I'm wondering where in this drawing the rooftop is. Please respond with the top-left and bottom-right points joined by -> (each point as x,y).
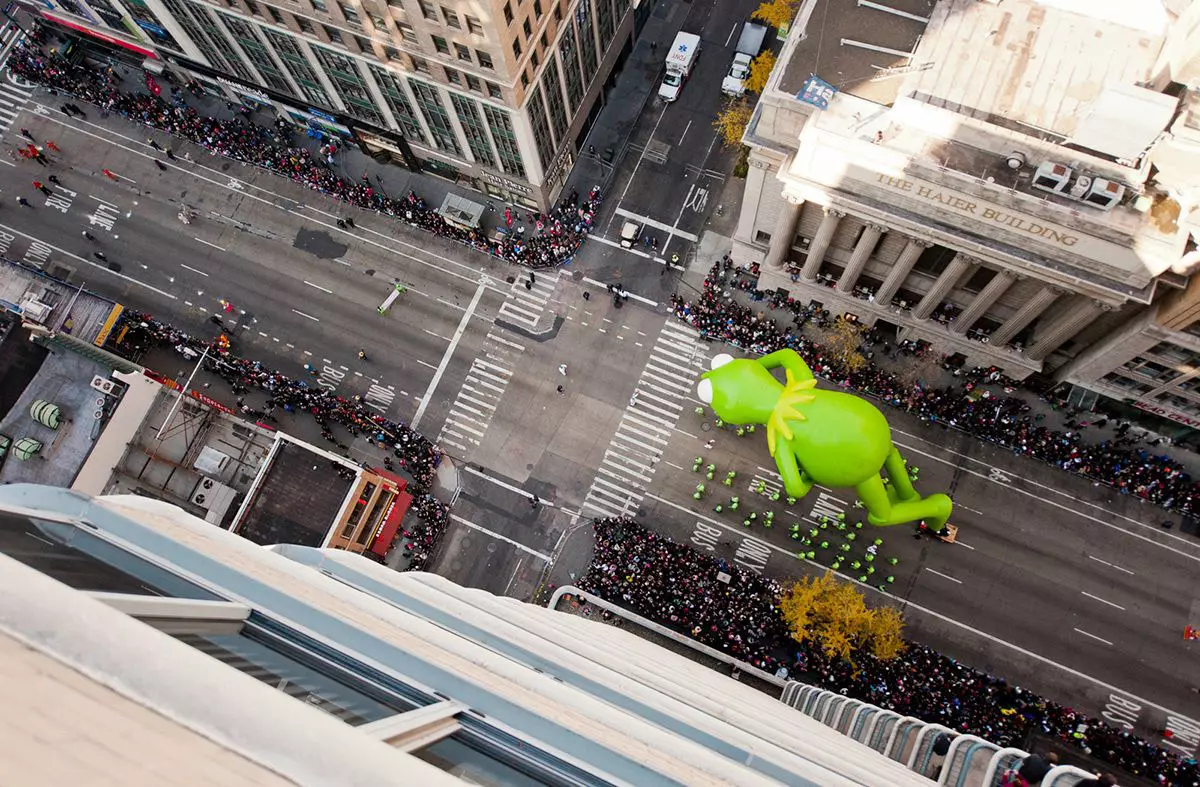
0,258 -> 123,345
0,332 -> 112,487
232,438 -> 357,546
780,0 -> 933,102
902,0 -> 1166,140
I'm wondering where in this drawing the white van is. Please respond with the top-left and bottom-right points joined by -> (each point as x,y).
659,32 -> 701,102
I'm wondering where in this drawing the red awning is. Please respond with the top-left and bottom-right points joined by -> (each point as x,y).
369,487 -> 413,558
42,13 -> 159,58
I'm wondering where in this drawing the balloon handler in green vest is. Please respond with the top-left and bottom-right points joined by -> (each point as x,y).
695,349 -> 953,529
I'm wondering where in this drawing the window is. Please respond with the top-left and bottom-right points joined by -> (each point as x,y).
465,73 -> 481,91
441,6 -> 459,27
531,48 -> 539,67
539,30 -> 547,49
454,42 -> 470,61
411,54 -> 429,72
354,35 -> 372,51
482,104 -> 525,177
913,244 -> 955,276
465,14 -> 482,35
476,49 -> 493,69
432,34 -> 449,54
486,81 -> 501,98
397,20 -> 417,43
417,0 -> 436,20
961,266 -> 996,294
324,24 -> 343,42
522,17 -> 531,38
384,45 -> 402,60
503,1 -> 513,24
553,3 -> 560,21
296,15 -> 315,32
267,6 -> 283,23
244,0 -> 262,16
409,78 -> 462,154
368,63 -> 428,144
173,614 -> 427,726
0,513 -> 222,598
368,12 -> 386,29
512,38 -> 521,57
533,0 -> 541,14
450,93 -> 495,167
444,66 -> 461,84
519,70 -> 529,87
755,230 -> 772,244
338,2 -> 359,25
311,0 -> 327,11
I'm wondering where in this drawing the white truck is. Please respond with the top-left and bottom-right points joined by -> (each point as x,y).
721,22 -> 768,96
658,32 -> 701,102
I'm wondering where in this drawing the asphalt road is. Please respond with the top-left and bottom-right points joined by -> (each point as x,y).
3,56 -> 1199,766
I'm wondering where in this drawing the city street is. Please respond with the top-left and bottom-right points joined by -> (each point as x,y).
2,45 -> 1199,768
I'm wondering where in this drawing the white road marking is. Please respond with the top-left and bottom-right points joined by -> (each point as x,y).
411,282 -> 485,429
449,514 -> 551,561
304,280 -> 332,293
1081,591 -> 1126,611
926,568 -> 963,584
1087,555 -> 1135,575
953,540 -> 976,551
0,220 -> 176,299
179,263 -> 208,277
193,237 -> 225,251
1074,627 -> 1114,646
292,309 -> 320,322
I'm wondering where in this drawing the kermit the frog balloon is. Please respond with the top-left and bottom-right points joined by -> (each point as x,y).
696,349 -> 953,528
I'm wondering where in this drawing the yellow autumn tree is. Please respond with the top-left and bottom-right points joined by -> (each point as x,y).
823,317 -> 868,373
746,50 -> 776,94
778,571 -> 906,663
713,98 -> 753,147
752,0 -> 797,30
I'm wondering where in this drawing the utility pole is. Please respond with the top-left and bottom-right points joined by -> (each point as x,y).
156,344 -> 209,441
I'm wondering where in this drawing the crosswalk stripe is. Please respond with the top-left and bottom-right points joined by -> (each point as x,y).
460,385 -> 501,404
629,401 -> 680,422
661,322 -> 701,341
588,485 -> 634,508
643,363 -> 696,390
640,379 -> 690,401
486,332 -> 525,351
600,459 -> 652,485
582,498 -> 624,518
592,474 -> 642,496
450,401 -> 491,419
446,416 -> 486,436
647,352 -> 701,378
474,359 -> 512,376
620,413 -> 672,437
448,407 -> 489,426
441,428 -> 478,445
499,300 -> 542,321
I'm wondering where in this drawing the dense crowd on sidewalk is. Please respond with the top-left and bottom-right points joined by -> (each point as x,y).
111,311 -> 449,568
670,260 -> 1200,520
578,518 -> 1199,786
8,39 -> 596,269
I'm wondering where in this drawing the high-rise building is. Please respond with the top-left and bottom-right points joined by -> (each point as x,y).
0,481 -> 933,786
733,0 -> 1200,392
31,0 -> 646,208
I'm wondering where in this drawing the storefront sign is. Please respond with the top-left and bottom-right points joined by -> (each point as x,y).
1133,400 -> 1200,430
875,174 -> 1081,248
217,76 -> 269,103
481,171 -> 532,195
41,12 -> 157,57
143,368 -> 236,415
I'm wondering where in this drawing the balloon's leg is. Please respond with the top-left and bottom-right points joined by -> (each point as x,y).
857,474 -> 953,529
883,447 -> 919,502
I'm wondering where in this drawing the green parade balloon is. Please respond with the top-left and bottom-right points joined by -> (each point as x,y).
697,349 -> 953,529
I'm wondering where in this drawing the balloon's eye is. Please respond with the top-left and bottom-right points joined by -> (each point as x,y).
710,353 -> 734,370
697,379 -> 713,404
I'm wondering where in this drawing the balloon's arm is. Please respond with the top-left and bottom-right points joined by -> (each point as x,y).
774,442 -> 813,498
759,350 -> 815,382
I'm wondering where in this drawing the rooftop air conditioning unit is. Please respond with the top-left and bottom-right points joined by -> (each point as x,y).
1031,161 -> 1072,193
1083,177 -> 1125,210
1068,175 -> 1092,199
90,375 -> 118,395
17,297 -> 52,324
190,476 -> 238,525
1005,152 -> 1026,170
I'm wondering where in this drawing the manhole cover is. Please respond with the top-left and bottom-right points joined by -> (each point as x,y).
487,543 -> 497,553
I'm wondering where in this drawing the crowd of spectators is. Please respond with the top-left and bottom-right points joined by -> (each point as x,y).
9,40 -> 597,269
111,311 -> 449,568
578,518 -> 1199,786
671,260 -> 1200,520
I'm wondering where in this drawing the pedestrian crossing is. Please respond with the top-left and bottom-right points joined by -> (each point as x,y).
581,320 -> 708,519
437,329 -> 525,455
0,23 -> 33,138
497,270 -> 559,331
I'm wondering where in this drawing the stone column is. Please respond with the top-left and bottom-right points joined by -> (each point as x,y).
1026,298 -> 1108,361
990,285 -> 1062,346
912,253 -> 976,320
875,238 -> 929,306
763,198 -> 803,270
836,223 -> 887,293
950,269 -> 1017,334
800,208 -> 845,282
